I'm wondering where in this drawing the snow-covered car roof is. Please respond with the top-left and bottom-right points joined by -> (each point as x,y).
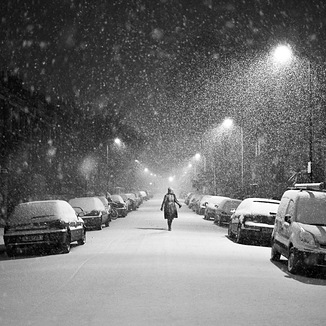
205,196 -> 230,205
8,200 -> 77,225
235,198 -> 280,216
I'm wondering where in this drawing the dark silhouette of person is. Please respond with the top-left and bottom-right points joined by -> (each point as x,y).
160,187 -> 182,231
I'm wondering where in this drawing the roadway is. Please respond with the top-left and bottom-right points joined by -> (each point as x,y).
0,196 -> 325,326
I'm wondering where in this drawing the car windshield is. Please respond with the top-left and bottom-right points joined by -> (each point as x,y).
296,194 -> 326,225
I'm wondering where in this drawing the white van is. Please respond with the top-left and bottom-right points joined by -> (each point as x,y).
271,183 -> 326,274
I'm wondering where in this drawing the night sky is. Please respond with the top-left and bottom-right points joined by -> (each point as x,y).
1,0 -> 326,176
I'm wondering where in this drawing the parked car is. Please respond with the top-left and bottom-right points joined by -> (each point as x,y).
125,193 -> 139,210
191,194 -> 205,212
184,192 -> 194,205
228,198 -> 280,244
111,194 -> 128,217
188,193 -> 201,210
271,182 -> 326,274
195,195 -> 213,215
203,196 -> 231,220
69,197 -> 110,230
139,190 -> 148,201
133,192 -> 142,208
213,198 -> 242,226
97,196 -> 114,223
145,189 -> 153,199
3,200 -> 86,256
120,193 -> 134,211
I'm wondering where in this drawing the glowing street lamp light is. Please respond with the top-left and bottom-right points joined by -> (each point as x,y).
222,117 -> 233,129
194,153 -> 201,161
272,44 -> 293,65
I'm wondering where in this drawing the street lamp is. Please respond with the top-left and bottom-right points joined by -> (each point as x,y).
272,44 -> 293,65
272,44 -> 313,181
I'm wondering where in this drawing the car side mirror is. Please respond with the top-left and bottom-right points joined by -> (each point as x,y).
284,214 -> 292,224
78,211 -> 85,217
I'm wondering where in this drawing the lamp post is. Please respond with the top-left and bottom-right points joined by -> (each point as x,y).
272,44 -> 313,182
307,60 -> 313,182
222,118 -> 244,191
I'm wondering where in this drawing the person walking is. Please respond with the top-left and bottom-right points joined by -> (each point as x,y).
160,187 -> 182,231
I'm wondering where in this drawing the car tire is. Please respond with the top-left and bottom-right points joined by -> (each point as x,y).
236,225 -> 243,244
77,229 -> 86,245
271,241 -> 281,261
110,209 -> 118,220
287,247 -> 301,274
62,233 -> 71,254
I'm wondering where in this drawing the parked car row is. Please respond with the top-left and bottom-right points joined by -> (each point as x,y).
184,192 -> 241,226
3,189 -> 152,257
185,182 -> 326,275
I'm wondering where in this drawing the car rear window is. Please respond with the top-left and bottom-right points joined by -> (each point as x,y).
69,197 -> 104,212
244,214 -> 276,225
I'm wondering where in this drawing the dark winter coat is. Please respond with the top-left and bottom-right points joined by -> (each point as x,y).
161,192 -> 181,220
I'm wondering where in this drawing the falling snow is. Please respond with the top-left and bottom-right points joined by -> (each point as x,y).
1,0 -> 326,202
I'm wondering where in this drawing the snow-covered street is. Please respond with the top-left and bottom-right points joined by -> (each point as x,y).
0,197 -> 325,326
